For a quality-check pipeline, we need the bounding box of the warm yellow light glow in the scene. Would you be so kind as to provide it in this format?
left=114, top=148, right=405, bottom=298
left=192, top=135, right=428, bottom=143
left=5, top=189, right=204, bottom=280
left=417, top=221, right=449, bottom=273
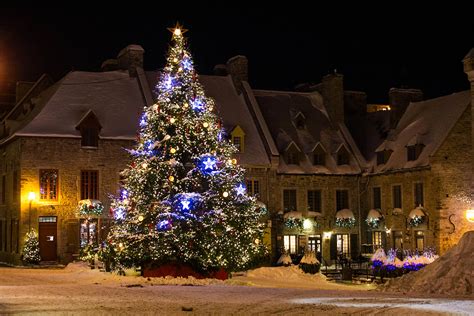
left=203, top=122, right=209, bottom=128
left=303, top=219, right=312, bottom=230
left=142, top=163, right=148, bottom=169
left=174, top=28, right=182, bottom=36
left=467, top=210, right=474, bottom=223
left=28, top=192, right=36, bottom=201
left=138, top=215, right=144, bottom=222
left=232, top=159, right=237, bottom=165
left=323, top=231, right=332, bottom=239
left=169, top=176, right=175, bottom=182
left=170, top=117, right=176, bottom=123
left=385, top=228, right=392, bottom=234
left=173, top=58, right=178, bottom=63
left=223, top=191, right=229, bottom=197
left=183, top=103, right=189, bottom=108
left=119, top=242, right=124, bottom=249
left=170, top=148, right=176, bottom=154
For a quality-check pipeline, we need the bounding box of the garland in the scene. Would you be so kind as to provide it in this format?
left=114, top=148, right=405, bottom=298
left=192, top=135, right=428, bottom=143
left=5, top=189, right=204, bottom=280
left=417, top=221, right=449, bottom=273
left=335, top=217, right=356, bottom=228
left=284, top=217, right=304, bottom=230
left=409, top=215, right=424, bottom=227
left=366, top=217, right=381, bottom=229
left=78, top=200, right=104, bottom=217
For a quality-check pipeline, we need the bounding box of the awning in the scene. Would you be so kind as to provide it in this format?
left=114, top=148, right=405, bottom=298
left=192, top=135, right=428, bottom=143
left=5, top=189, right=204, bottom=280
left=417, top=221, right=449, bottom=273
left=367, top=209, right=383, bottom=220
left=408, top=206, right=426, bottom=219
left=336, top=208, right=355, bottom=219
left=284, top=211, right=303, bottom=219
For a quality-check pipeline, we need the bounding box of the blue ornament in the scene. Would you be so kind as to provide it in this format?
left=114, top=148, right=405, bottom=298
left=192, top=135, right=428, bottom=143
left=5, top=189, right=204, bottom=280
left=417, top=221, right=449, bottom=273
left=181, top=58, right=192, bottom=70
left=180, top=199, right=191, bottom=211
left=114, top=206, right=126, bottom=220
left=156, top=219, right=171, bottom=231
left=121, top=190, right=128, bottom=200
left=191, top=98, right=204, bottom=111
left=235, top=183, right=246, bottom=196
left=139, top=113, right=147, bottom=128
left=198, top=155, right=218, bottom=175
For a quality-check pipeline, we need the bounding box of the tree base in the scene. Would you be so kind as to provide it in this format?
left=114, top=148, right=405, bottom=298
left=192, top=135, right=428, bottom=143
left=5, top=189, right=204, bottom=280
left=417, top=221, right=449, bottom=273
left=143, top=262, right=228, bottom=280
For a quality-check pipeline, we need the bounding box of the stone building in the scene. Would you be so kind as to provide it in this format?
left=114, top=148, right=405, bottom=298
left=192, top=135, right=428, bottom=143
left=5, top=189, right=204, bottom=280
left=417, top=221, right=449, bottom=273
left=0, top=44, right=472, bottom=265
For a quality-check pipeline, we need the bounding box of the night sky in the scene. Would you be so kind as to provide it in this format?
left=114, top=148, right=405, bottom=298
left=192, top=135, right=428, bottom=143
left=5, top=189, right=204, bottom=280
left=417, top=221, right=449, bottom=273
left=0, top=4, right=473, bottom=103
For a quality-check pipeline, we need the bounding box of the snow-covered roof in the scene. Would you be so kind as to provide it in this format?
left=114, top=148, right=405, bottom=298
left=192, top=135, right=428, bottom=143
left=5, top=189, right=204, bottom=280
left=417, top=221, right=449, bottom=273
left=12, top=71, right=146, bottom=140
left=367, top=209, right=383, bottom=220
left=253, top=90, right=362, bottom=174
left=144, top=72, right=270, bottom=167
left=372, top=91, right=470, bottom=172
left=335, top=208, right=355, bottom=219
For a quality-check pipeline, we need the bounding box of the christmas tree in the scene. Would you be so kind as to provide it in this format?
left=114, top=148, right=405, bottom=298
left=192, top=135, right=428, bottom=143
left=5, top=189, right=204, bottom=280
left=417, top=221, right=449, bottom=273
left=108, top=24, right=266, bottom=273
left=22, top=229, right=41, bottom=264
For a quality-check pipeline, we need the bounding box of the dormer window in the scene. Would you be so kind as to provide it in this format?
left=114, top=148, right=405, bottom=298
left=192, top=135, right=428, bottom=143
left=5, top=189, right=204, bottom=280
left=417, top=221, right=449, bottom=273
left=285, top=143, right=301, bottom=165
left=336, top=146, right=350, bottom=165
left=294, top=112, right=305, bottom=130
left=76, top=110, right=102, bottom=148
left=230, top=125, right=245, bottom=153
left=312, top=143, right=326, bottom=166
left=407, top=144, right=424, bottom=161
left=376, top=150, right=392, bottom=165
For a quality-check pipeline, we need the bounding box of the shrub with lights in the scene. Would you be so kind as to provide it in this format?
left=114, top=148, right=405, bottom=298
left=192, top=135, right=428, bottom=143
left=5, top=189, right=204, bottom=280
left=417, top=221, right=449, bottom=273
left=22, top=229, right=41, bottom=265
left=107, top=24, right=266, bottom=274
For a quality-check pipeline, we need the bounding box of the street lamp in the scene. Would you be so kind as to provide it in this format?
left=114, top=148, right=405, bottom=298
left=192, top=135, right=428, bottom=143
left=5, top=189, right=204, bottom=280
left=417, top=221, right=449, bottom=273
left=28, top=192, right=36, bottom=230
left=466, top=210, right=474, bottom=223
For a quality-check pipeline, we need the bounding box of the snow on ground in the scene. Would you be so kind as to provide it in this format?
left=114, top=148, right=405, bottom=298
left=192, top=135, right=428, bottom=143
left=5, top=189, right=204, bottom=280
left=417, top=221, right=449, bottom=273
left=1, top=262, right=473, bottom=315
left=382, top=231, right=474, bottom=297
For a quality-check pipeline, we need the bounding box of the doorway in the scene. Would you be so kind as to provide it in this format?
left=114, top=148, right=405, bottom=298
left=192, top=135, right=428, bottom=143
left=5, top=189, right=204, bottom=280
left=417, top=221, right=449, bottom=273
left=308, top=235, right=322, bottom=262
left=38, top=216, right=57, bottom=261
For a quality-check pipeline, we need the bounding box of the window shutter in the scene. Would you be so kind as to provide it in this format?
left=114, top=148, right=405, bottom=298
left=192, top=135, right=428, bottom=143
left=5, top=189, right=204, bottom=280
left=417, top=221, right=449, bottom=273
left=350, top=234, right=359, bottom=259
left=330, top=234, right=337, bottom=260
left=67, top=221, right=80, bottom=254
left=381, top=232, right=387, bottom=251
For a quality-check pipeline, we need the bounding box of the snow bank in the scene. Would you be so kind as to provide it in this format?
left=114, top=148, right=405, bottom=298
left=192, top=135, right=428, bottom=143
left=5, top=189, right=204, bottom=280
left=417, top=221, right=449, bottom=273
left=382, top=231, right=474, bottom=296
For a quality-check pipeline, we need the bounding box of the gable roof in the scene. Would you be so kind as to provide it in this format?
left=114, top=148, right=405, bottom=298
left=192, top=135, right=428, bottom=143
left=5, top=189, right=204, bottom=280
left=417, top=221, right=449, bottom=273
left=253, top=90, right=362, bottom=174
left=372, top=90, right=471, bottom=172
left=9, top=71, right=146, bottom=140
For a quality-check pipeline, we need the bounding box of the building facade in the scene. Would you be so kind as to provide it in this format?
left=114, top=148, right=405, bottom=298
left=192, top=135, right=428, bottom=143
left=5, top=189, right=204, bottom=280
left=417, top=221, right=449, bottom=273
left=0, top=45, right=473, bottom=265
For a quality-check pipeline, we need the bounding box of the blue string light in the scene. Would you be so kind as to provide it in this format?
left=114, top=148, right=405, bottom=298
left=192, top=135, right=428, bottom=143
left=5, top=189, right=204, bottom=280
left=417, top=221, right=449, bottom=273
left=198, top=155, right=218, bottom=175
left=191, top=97, right=204, bottom=111
left=235, top=183, right=246, bottom=196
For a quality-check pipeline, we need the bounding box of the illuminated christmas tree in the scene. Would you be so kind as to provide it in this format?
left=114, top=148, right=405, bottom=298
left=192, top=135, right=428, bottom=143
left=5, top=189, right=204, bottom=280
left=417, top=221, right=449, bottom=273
left=22, top=229, right=41, bottom=264
left=108, top=24, right=266, bottom=273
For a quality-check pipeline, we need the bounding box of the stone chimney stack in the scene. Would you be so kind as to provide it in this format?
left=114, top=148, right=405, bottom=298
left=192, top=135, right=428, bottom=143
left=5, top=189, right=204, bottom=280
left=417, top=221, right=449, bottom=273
left=388, top=88, right=423, bottom=128
left=322, top=72, right=344, bottom=124
left=117, top=44, right=144, bottom=77
left=226, top=55, right=248, bottom=93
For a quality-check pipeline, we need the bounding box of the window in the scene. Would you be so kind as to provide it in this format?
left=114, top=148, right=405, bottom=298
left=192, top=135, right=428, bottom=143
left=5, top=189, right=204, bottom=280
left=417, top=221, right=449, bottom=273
left=336, top=234, right=350, bottom=257
left=232, top=136, right=242, bottom=152
left=336, top=190, right=349, bottom=211
left=286, top=151, right=299, bottom=165
left=230, top=125, right=245, bottom=153
left=414, top=183, right=424, bottom=207
left=307, top=190, right=321, bottom=212
left=393, top=185, right=402, bottom=209
left=40, top=170, right=58, bottom=200
left=313, top=152, right=325, bottom=165
left=415, top=231, right=424, bottom=251
left=81, top=128, right=99, bottom=147
left=80, top=218, right=98, bottom=248
left=81, top=171, right=98, bottom=200
left=283, top=235, right=297, bottom=254
left=246, top=179, right=260, bottom=196
left=76, top=110, right=102, bottom=148
left=372, top=231, right=382, bottom=250
left=407, top=144, right=424, bottom=161
left=1, top=175, right=5, bottom=204
left=377, top=150, right=392, bottom=165
left=373, top=187, right=381, bottom=209
left=283, top=189, right=297, bottom=212
left=308, top=236, right=321, bottom=253
left=337, top=148, right=350, bottom=165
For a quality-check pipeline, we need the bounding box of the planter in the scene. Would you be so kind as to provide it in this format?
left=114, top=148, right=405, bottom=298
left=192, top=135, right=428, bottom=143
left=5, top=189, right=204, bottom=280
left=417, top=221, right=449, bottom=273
left=143, top=262, right=228, bottom=280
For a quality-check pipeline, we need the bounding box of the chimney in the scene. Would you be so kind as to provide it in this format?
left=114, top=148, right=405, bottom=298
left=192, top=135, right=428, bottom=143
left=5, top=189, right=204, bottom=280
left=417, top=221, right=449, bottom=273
left=388, top=88, right=423, bottom=128
left=226, top=55, right=248, bottom=93
left=101, top=59, right=119, bottom=72
left=117, top=44, right=144, bottom=77
left=322, top=72, right=344, bottom=124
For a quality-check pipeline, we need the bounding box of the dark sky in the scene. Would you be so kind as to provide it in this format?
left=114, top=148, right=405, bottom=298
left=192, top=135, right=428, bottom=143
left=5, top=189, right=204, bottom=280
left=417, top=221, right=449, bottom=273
left=0, top=4, right=473, bottom=103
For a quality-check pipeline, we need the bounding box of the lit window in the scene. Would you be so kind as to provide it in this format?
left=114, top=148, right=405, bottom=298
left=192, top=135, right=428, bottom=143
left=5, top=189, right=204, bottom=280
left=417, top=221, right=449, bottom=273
left=80, top=218, right=98, bottom=248
left=372, top=231, right=382, bottom=250
left=230, top=125, right=245, bottom=153
left=233, top=136, right=242, bottom=152
left=284, top=235, right=297, bottom=254
left=40, top=170, right=58, bottom=200
left=336, top=234, right=349, bottom=257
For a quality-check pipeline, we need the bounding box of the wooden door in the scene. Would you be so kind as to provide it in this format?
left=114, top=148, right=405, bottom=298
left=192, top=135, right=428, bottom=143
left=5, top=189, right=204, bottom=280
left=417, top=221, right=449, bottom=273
left=39, top=216, right=57, bottom=261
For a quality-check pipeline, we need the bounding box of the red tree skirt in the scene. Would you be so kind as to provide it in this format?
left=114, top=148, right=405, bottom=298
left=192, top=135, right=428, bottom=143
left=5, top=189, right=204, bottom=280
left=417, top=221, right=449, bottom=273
left=143, top=263, right=228, bottom=280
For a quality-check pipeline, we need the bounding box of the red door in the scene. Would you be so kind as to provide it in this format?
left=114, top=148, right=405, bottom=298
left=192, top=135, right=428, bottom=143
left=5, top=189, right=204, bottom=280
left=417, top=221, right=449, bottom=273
left=39, top=216, right=58, bottom=261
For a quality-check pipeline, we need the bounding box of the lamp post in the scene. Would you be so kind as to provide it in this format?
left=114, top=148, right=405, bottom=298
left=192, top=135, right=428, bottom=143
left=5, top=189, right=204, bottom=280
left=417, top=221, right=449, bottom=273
left=28, top=192, right=36, bottom=231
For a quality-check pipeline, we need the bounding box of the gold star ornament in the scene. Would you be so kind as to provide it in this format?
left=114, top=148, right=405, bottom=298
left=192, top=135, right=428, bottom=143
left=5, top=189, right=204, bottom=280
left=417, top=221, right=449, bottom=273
left=168, top=22, right=188, bottom=38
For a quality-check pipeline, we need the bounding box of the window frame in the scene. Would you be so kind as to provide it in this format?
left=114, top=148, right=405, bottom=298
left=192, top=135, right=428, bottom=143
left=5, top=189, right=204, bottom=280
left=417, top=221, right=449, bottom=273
left=372, top=187, right=381, bottom=209
left=39, top=169, right=59, bottom=201
left=392, top=184, right=402, bottom=209
left=307, top=190, right=322, bottom=212
left=283, top=234, right=298, bottom=254
left=336, top=189, right=349, bottom=211
left=283, top=189, right=297, bottom=212
left=81, top=170, right=99, bottom=200
left=414, top=182, right=424, bottom=207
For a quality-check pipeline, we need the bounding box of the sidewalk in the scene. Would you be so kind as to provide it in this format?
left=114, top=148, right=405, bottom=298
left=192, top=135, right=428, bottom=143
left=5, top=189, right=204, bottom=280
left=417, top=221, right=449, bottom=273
left=0, top=261, right=65, bottom=269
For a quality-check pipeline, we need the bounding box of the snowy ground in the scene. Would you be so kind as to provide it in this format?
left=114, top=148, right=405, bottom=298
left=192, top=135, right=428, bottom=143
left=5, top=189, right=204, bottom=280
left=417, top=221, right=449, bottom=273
left=0, top=263, right=473, bottom=315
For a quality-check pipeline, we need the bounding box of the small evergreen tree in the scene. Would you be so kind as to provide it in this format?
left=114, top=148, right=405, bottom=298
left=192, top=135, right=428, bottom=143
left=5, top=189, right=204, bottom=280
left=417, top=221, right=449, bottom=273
left=22, top=229, right=41, bottom=264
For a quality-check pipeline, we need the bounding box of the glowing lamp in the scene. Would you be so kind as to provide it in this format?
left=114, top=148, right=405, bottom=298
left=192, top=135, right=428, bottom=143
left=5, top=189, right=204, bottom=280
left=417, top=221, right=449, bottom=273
left=203, top=122, right=209, bottom=128
left=323, top=231, right=332, bottom=239
left=168, top=176, right=175, bottom=182
left=466, top=210, right=474, bottom=223
left=303, top=219, right=312, bottom=230
left=174, top=28, right=182, bottom=36
left=138, top=215, right=144, bottom=222
left=28, top=192, right=36, bottom=201
left=222, top=191, right=229, bottom=198
left=170, top=148, right=177, bottom=154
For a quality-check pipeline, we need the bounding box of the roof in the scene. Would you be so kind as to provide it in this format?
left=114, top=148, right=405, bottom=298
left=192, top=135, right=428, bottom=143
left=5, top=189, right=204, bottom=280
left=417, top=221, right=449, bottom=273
left=372, top=90, right=470, bottom=172
left=253, top=90, right=362, bottom=174
left=144, top=72, right=270, bottom=166
left=12, top=71, right=146, bottom=140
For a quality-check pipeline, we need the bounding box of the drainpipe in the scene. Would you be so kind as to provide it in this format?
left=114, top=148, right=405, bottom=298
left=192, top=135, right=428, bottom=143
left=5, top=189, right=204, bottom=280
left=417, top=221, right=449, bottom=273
left=358, top=174, right=370, bottom=252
